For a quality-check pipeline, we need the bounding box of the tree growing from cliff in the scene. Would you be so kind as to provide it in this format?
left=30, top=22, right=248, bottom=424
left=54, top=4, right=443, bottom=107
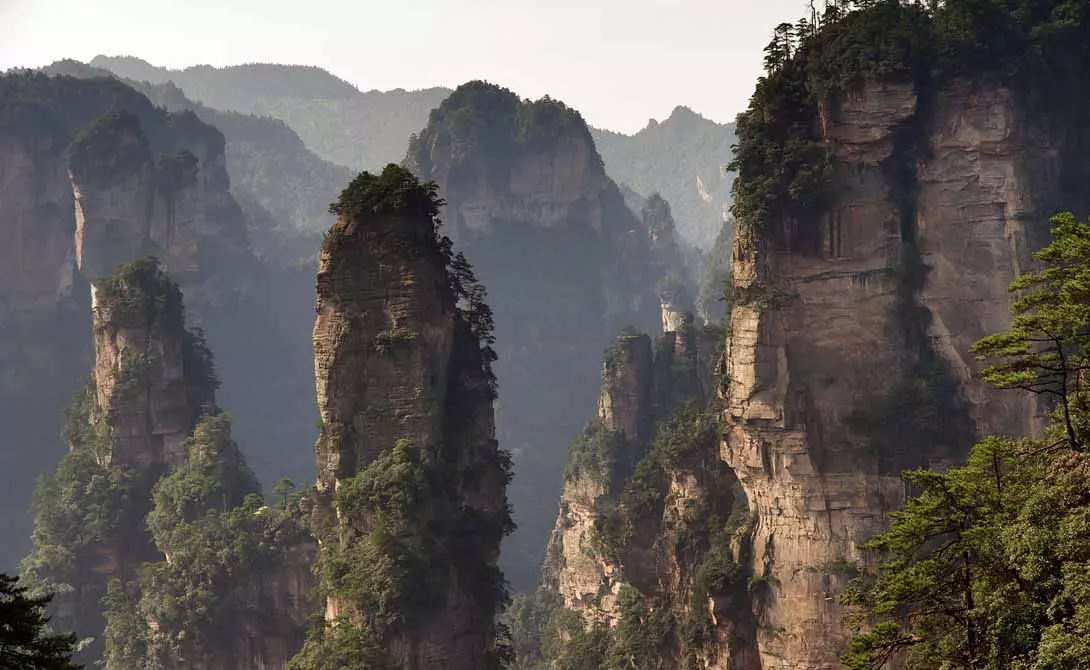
left=844, top=213, right=1090, bottom=669
left=0, top=574, right=81, bottom=670
left=973, top=212, right=1090, bottom=451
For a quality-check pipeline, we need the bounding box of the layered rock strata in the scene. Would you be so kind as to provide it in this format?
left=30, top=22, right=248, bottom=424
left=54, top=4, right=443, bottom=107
left=722, top=76, right=1074, bottom=668
left=309, top=165, right=511, bottom=668
left=406, top=81, right=664, bottom=588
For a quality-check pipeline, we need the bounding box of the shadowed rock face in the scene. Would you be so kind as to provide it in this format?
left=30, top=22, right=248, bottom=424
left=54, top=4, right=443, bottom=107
left=722, top=77, right=1080, bottom=669
left=406, top=81, right=663, bottom=589
left=310, top=166, right=511, bottom=668
left=0, top=73, right=249, bottom=570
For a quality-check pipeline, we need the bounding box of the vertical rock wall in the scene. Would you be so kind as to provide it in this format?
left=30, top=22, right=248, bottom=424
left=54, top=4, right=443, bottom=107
left=721, top=78, right=1059, bottom=668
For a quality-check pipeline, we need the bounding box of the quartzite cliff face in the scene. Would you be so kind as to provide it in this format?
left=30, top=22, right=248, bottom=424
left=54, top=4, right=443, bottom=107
left=307, top=165, right=511, bottom=668
left=722, top=75, right=1084, bottom=670
left=405, top=81, right=664, bottom=589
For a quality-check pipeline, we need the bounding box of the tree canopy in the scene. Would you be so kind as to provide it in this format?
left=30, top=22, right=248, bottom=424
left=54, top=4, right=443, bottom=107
left=0, top=574, right=80, bottom=670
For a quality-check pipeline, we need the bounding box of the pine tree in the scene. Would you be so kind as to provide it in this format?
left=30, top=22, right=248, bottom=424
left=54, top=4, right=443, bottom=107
left=0, top=574, right=81, bottom=670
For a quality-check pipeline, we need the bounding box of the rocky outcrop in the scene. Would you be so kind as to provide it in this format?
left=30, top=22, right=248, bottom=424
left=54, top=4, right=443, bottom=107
left=0, top=72, right=253, bottom=569
left=23, top=258, right=315, bottom=670
left=721, top=74, right=1076, bottom=668
left=406, top=81, right=663, bottom=589
left=306, top=165, right=511, bottom=669
left=535, top=314, right=757, bottom=669
left=21, top=258, right=220, bottom=663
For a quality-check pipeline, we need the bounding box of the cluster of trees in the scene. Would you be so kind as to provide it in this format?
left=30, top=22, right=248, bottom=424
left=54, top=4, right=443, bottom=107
left=845, top=212, right=1090, bottom=668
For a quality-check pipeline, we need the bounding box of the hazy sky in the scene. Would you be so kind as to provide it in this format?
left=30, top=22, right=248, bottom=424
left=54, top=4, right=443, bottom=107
left=1, top=0, right=805, bottom=133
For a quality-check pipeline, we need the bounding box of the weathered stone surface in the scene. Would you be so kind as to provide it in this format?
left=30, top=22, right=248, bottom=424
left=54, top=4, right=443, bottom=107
left=312, top=169, right=509, bottom=668
left=721, top=79, right=1054, bottom=668
left=406, top=82, right=663, bottom=589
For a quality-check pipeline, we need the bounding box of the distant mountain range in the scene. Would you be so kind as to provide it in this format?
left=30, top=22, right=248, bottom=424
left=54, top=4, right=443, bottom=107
left=88, top=56, right=735, bottom=250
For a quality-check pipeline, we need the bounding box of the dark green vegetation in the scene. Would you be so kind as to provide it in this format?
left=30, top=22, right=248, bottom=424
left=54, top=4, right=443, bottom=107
left=591, top=107, right=735, bottom=251
left=510, top=321, right=758, bottom=669
left=292, top=165, right=513, bottom=668
left=729, top=0, right=1090, bottom=247
left=90, top=55, right=451, bottom=171
left=21, top=260, right=310, bottom=668
left=843, top=212, right=1090, bottom=669
left=105, top=413, right=309, bottom=669
left=407, top=81, right=598, bottom=198
left=0, top=574, right=80, bottom=670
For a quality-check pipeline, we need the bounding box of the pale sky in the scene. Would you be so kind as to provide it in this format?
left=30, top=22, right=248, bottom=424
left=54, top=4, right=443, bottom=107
left=0, top=0, right=805, bottom=133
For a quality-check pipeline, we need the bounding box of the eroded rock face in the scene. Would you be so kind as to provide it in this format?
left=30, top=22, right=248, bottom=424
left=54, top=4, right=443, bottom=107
left=722, top=79, right=1058, bottom=668
left=406, top=81, right=663, bottom=589
left=0, top=73, right=251, bottom=569
left=311, top=166, right=510, bottom=668
left=542, top=316, right=759, bottom=668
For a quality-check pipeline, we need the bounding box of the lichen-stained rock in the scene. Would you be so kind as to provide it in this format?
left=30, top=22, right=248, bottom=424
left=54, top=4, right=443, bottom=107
left=304, top=165, right=512, bottom=669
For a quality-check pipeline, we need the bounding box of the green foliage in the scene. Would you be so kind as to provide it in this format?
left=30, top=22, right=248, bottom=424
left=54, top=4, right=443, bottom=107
left=729, top=0, right=1090, bottom=245
left=115, top=412, right=305, bottom=668
left=542, top=607, right=610, bottom=670
left=20, top=379, right=153, bottom=608
left=287, top=616, right=391, bottom=670
left=592, top=405, right=718, bottom=563
left=408, top=81, right=595, bottom=191
left=845, top=211, right=1090, bottom=668
left=973, top=212, right=1090, bottom=450
left=605, top=585, right=674, bottom=669
left=563, top=420, right=632, bottom=487
left=0, top=574, right=81, bottom=670
left=67, top=108, right=151, bottom=181
left=93, top=258, right=185, bottom=333
left=328, top=163, right=443, bottom=231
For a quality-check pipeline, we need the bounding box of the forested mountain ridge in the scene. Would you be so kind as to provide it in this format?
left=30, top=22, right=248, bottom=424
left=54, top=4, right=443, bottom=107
left=591, top=107, right=736, bottom=251
left=88, top=55, right=736, bottom=254
left=44, top=59, right=350, bottom=259
left=91, top=55, right=452, bottom=171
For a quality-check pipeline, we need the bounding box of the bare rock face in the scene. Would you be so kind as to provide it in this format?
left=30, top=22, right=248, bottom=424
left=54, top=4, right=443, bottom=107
left=721, top=78, right=1061, bottom=668
left=406, top=81, right=663, bottom=589
left=309, top=165, right=511, bottom=669
left=91, top=261, right=215, bottom=469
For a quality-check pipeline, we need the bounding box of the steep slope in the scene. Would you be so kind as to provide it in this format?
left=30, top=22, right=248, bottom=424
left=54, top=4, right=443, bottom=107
left=0, top=71, right=250, bottom=570
left=405, top=81, right=665, bottom=590
left=297, top=165, right=511, bottom=668
left=721, top=2, right=1090, bottom=667
left=44, top=59, right=348, bottom=259
left=91, top=55, right=451, bottom=171
left=0, top=71, right=324, bottom=571
left=511, top=308, right=758, bottom=669
left=591, top=107, right=735, bottom=251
